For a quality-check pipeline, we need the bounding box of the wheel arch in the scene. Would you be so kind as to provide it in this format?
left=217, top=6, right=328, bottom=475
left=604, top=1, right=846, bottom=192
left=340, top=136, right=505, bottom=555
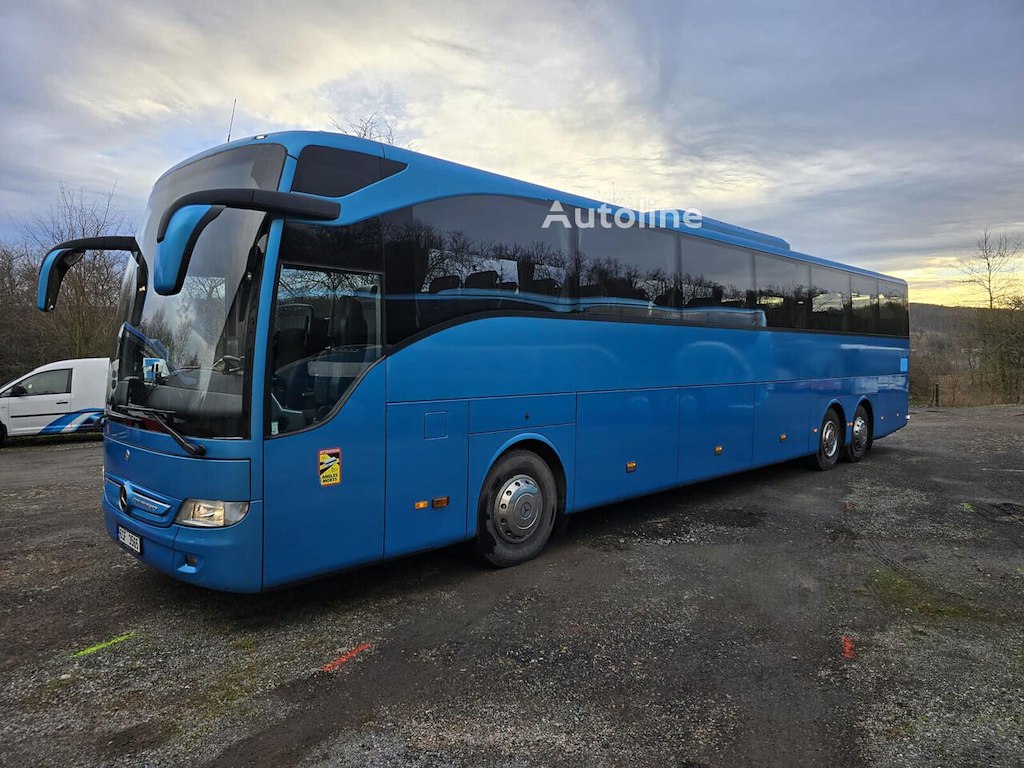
left=855, top=396, right=874, bottom=426
left=480, top=433, right=568, bottom=519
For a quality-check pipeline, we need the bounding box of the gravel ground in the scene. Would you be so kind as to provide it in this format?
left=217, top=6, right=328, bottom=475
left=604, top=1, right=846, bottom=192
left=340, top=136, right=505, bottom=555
left=0, top=407, right=1021, bottom=767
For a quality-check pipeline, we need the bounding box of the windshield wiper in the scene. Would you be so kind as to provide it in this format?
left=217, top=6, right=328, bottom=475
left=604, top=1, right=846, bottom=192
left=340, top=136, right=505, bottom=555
left=116, top=404, right=207, bottom=458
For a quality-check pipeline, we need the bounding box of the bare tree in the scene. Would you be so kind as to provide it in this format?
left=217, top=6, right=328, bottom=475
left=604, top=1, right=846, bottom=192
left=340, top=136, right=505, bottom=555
left=0, top=184, right=133, bottom=382
left=24, top=183, right=133, bottom=359
left=956, top=228, right=1021, bottom=309
left=939, top=229, right=1024, bottom=403
left=0, top=241, right=37, bottom=383
left=330, top=111, right=409, bottom=147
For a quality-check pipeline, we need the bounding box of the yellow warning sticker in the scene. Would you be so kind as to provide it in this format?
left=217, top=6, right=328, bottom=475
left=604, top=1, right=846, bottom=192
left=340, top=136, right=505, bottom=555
left=318, top=448, right=341, bottom=486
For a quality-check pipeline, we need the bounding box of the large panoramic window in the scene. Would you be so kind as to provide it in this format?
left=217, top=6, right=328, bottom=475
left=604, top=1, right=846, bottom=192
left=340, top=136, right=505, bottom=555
left=680, top=236, right=755, bottom=308
left=878, top=279, right=910, bottom=337
left=811, top=266, right=851, bottom=332
left=383, top=195, right=573, bottom=345
left=850, top=275, right=880, bottom=334
left=284, top=194, right=906, bottom=341
left=756, top=253, right=811, bottom=329
left=576, top=225, right=677, bottom=317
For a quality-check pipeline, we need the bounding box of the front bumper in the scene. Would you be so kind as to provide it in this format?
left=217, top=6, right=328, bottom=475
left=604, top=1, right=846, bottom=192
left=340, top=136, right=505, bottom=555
left=102, top=496, right=263, bottom=592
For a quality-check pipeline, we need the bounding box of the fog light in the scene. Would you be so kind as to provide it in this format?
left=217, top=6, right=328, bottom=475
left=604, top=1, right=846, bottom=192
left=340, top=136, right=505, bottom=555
left=175, top=499, right=249, bottom=528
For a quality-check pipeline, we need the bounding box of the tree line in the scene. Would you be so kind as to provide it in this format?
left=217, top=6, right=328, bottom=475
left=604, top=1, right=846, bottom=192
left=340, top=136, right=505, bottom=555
left=0, top=185, right=130, bottom=385
left=911, top=231, right=1024, bottom=405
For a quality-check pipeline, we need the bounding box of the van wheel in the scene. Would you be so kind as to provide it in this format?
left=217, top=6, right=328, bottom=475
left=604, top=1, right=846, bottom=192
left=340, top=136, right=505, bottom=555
left=0, top=423, right=6, bottom=448
left=844, top=404, right=871, bottom=462
left=475, top=450, right=557, bottom=567
left=808, top=407, right=843, bottom=471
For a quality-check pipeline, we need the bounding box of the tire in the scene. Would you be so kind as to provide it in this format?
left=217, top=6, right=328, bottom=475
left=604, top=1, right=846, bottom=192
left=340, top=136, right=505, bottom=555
left=808, top=407, right=843, bottom=471
left=475, top=449, right=557, bottom=567
left=844, top=404, right=871, bottom=462
left=0, top=422, right=6, bottom=448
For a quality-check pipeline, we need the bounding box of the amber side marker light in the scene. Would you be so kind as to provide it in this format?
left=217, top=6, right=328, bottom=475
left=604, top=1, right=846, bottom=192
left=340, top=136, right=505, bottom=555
left=626, top=461, right=637, bottom=473
left=432, top=497, right=449, bottom=508
left=414, top=500, right=429, bottom=510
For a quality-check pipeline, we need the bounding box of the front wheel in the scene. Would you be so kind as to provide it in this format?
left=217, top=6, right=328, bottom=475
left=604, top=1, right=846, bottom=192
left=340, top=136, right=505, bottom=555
left=808, top=407, right=843, bottom=471
left=475, top=450, right=557, bottom=567
left=844, top=404, right=871, bottom=462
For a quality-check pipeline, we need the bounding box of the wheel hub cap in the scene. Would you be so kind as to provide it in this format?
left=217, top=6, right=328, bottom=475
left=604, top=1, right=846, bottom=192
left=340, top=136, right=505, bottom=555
left=852, top=415, right=867, bottom=451
left=823, top=421, right=839, bottom=458
left=493, top=474, right=543, bottom=543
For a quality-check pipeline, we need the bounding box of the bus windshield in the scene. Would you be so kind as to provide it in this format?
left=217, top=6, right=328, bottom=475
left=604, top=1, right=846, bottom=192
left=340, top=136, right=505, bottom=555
left=108, top=144, right=286, bottom=439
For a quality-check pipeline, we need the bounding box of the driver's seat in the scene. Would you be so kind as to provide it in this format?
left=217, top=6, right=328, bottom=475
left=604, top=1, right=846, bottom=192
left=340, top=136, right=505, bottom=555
left=331, top=297, right=368, bottom=347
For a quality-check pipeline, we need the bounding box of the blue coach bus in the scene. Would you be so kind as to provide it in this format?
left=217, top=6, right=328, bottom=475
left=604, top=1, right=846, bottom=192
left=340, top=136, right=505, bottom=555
left=37, top=131, right=909, bottom=592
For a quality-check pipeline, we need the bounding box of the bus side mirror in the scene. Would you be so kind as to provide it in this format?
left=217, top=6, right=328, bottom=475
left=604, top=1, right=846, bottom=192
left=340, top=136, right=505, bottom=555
left=37, top=236, right=138, bottom=312
left=153, top=188, right=340, bottom=297
left=37, top=247, right=85, bottom=311
left=153, top=205, right=223, bottom=296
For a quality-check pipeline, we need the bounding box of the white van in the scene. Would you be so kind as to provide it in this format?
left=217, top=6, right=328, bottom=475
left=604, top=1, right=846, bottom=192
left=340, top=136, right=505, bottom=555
left=0, top=358, right=108, bottom=445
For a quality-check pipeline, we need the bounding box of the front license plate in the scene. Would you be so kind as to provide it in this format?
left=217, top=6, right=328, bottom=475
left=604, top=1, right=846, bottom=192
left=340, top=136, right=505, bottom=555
left=117, top=525, right=142, bottom=555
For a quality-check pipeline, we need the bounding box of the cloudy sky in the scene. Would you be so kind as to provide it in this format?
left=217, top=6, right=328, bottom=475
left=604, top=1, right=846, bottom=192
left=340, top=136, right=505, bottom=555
left=2, top=0, right=1022, bottom=304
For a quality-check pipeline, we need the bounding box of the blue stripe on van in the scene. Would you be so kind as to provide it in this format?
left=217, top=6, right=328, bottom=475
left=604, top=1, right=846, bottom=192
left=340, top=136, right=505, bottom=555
left=40, top=409, right=103, bottom=435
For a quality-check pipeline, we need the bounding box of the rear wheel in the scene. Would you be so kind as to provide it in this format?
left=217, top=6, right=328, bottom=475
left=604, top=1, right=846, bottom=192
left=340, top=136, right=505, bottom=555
left=808, top=407, right=843, bottom=471
left=0, top=422, right=6, bottom=448
left=475, top=450, right=557, bottom=567
left=844, top=404, right=871, bottom=462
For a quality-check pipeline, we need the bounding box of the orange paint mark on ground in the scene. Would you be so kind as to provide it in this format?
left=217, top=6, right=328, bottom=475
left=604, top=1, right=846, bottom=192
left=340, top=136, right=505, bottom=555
left=841, top=635, right=856, bottom=659
left=321, top=642, right=373, bottom=673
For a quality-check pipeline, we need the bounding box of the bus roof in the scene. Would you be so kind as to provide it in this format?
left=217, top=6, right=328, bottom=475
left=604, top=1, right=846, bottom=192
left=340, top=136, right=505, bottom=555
left=162, top=130, right=906, bottom=286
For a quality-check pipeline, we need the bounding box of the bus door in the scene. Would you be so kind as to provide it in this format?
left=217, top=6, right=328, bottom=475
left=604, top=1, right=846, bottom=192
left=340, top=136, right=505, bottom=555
left=262, top=264, right=387, bottom=587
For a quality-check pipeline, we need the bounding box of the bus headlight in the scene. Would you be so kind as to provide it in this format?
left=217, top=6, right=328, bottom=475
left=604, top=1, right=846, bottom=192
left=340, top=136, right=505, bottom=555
left=176, top=499, right=249, bottom=528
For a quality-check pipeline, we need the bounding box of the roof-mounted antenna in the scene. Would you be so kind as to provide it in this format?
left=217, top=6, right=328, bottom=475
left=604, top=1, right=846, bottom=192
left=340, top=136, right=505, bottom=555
left=226, top=98, right=237, bottom=143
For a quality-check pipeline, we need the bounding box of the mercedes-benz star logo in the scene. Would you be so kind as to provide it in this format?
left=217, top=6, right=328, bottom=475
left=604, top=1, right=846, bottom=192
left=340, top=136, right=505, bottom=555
left=119, top=485, right=129, bottom=513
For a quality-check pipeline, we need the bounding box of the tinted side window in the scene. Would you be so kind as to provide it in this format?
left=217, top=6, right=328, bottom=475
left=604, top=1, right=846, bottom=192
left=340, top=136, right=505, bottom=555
left=20, top=369, right=72, bottom=396
left=576, top=226, right=677, bottom=318
left=280, top=220, right=383, bottom=273
left=680, top=237, right=754, bottom=307
left=383, top=196, right=573, bottom=345
left=677, top=236, right=762, bottom=327
left=878, top=280, right=909, bottom=337
left=756, top=253, right=811, bottom=329
left=811, top=267, right=851, bottom=332
left=291, top=146, right=406, bottom=197
left=850, top=275, right=879, bottom=334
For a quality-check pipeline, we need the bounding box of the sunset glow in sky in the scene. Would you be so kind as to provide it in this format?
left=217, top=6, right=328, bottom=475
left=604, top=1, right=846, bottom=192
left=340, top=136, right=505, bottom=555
left=2, top=1, right=1022, bottom=305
